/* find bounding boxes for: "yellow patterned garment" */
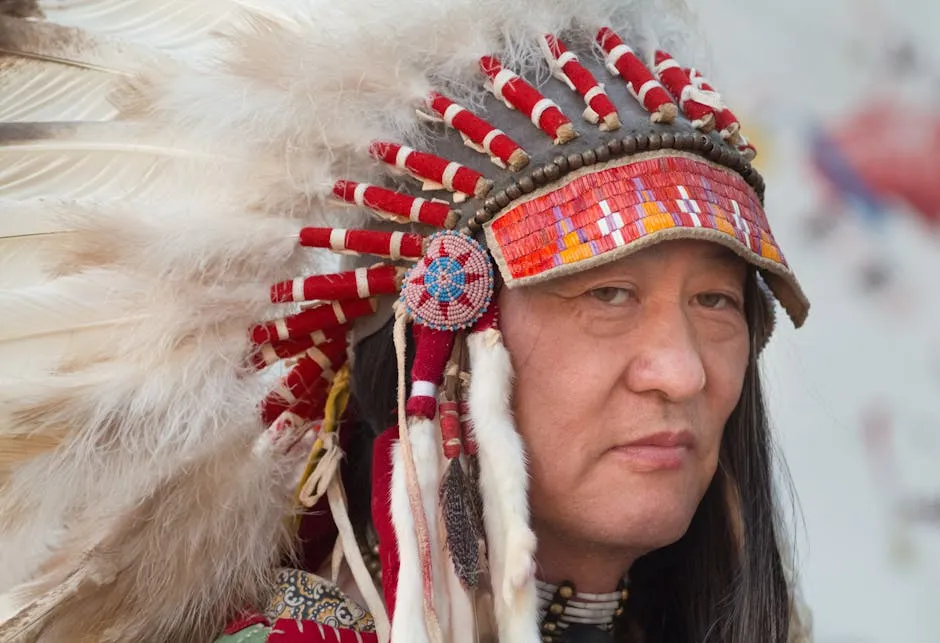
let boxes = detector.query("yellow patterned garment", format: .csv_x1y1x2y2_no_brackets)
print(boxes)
264,568,376,632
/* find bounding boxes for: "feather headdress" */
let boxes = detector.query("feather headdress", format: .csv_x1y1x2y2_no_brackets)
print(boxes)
0,1,809,641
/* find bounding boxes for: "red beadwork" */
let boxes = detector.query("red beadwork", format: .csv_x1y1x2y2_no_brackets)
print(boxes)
479,55,576,144
426,92,529,171
486,156,781,284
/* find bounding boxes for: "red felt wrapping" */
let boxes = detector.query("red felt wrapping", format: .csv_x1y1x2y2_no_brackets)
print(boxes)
270,266,400,304
251,325,349,370
260,341,347,424
267,619,380,642
299,227,425,260
405,396,437,420
371,425,401,619
250,299,375,345
406,326,455,419
544,35,618,124
654,50,715,126
332,180,453,228
439,400,461,460
426,92,525,168
479,55,571,140
596,28,676,116
286,341,347,392
685,68,741,136
410,326,455,383
261,374,330,425
369,142,486,197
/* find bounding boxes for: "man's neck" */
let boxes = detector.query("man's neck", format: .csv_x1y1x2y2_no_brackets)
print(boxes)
533,526,640,593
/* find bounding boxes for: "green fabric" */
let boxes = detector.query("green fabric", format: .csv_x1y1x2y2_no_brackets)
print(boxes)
214,623,270,643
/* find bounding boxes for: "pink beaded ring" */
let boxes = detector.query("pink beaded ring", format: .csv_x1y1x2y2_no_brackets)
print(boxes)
400,231,495,331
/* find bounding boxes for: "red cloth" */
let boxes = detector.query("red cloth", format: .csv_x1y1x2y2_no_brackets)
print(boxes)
371,426,400,619
222,610,269,634
267,619,380,642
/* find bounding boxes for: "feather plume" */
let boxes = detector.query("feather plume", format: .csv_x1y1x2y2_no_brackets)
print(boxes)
0,1,704,640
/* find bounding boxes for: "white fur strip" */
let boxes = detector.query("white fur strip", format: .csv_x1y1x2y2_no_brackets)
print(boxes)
390,426,449,643
390,442,431,643
409,418,450,637
467,330,540,643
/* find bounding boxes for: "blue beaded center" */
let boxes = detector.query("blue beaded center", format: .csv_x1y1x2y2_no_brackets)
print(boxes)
425,256,465,303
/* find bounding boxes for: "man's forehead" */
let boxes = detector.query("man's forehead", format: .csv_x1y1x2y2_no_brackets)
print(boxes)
567,240,747,280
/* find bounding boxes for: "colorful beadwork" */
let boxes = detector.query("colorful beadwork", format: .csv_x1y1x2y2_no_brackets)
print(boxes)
485,155,786,284
401,231,494,331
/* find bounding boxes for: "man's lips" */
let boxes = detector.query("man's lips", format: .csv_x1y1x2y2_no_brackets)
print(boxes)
608,431,695,470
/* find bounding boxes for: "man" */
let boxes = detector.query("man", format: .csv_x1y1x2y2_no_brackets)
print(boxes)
0,0,811,641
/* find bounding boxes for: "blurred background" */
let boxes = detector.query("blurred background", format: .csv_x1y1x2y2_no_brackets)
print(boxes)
695,0,940,640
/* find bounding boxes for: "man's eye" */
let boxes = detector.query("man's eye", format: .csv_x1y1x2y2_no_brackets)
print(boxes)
589,287,634,305
696,292,738,310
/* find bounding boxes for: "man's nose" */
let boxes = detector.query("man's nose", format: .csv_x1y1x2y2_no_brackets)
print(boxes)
623,304,707,402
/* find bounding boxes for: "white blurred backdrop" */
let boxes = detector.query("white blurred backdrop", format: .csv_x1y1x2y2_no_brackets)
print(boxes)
696,1,940,641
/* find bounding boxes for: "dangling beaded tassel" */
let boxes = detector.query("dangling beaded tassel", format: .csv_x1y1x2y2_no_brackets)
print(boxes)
437,339,481,643
438,336,485,590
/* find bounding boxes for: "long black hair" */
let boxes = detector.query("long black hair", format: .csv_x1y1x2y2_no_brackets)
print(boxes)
346,273,799,642
622,273,796,642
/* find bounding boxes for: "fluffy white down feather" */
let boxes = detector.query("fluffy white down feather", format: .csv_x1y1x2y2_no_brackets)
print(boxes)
0,0,700,640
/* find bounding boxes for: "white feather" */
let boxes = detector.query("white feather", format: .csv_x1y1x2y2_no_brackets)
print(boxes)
37,0,292,55
0,200,75,288
0,122,223,201
0,15,165,122
467,329,540,643
0,61,120,123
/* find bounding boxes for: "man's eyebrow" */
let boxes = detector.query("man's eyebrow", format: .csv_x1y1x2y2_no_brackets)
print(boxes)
702,245,748,271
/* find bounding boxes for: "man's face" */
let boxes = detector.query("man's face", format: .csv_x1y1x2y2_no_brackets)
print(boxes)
499,240,751,563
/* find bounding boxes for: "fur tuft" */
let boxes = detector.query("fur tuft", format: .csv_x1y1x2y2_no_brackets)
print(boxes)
467,329,540,643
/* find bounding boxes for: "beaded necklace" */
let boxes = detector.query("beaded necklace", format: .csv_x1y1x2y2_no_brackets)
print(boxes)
536,578,629,642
